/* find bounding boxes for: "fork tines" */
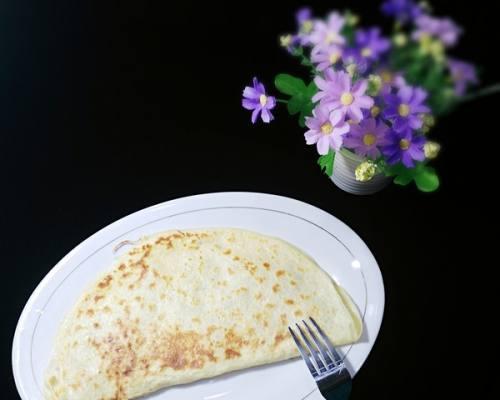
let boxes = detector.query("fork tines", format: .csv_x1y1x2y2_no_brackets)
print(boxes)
288,317,345,380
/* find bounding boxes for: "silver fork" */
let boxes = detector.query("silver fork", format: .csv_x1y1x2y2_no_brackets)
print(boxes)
288,317,352,400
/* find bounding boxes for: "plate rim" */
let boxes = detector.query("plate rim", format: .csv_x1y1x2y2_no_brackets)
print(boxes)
12,191,385,399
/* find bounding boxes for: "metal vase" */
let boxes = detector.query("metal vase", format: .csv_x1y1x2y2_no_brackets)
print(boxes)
331,150,391,195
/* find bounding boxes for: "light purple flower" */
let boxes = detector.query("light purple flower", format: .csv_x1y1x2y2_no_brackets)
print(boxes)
311,45,343,71
343,118,391,159
382,129,426,168
296,7,312,25
295,7,315,45
242,77,276,124
304,104,350,154
448,58,478,96
309,12,346,54
355,28,391,62
313,70,374,121
413,15,462,47
381,0,422,23
383,86,430,132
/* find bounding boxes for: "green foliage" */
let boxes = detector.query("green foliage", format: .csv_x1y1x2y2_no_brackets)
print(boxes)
317,150,335,176
275,74,317,127
384,162,440,192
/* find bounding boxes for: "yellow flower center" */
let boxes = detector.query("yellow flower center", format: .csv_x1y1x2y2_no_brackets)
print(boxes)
329,52,340,64
380,70,393,83
399,139,410,150
259,94,268,107
280,35,292,47
370,106,381,117
340,92,354,106
321,122,333,135
302,20,313,33
398,103,410,117
363,133,376,146
361,47,372,57
325,32,339,44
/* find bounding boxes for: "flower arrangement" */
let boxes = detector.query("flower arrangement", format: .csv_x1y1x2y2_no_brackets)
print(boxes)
242,0,496,193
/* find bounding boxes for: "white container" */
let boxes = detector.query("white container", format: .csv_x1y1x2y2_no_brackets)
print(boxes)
331,150,391,195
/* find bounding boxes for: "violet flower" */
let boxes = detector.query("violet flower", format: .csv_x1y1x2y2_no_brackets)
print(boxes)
304,104,350,154
382,129,426,168
242,77,276,123
383,86,430,132
355,28,391,62
343,118,391,159
413,15,462,47
309,12,346,54
311,45,343,71
381,0,422,23
313,70,374,121
448,58,478,96
296,7,315,45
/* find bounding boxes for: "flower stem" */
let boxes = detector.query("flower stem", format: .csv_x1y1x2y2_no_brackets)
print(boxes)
276,98,288,104
460,83,500,103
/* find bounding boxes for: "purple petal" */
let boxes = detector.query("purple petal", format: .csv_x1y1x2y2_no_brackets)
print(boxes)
261,108,273,123
352,80,368,96
305,130,320,144
355,95,374,109
401,151,415,168
408,116,423,130
339,72,351,92
317,136,330,155
408,145,425,160
334,122,351,136
392,118,408,132
314,76,329,91
329,109,344,126
251,108,261,124
266,96,276,109
348,105,363,122
243,86,260,99
398,86,413,103
242,98,257,110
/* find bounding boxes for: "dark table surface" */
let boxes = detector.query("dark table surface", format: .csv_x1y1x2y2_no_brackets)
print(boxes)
1,0,497,398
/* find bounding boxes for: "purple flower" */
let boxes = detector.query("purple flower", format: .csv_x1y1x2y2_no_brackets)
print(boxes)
355,28,391,62
343,118,391,159
242,77,276,124
309,12,346,54
383,86,430,132
382,129,426,168
448,58,478,96
311,45,343,71
304,105,350,154
313,70,374,121
295,7,315,45
296,7,312,25
413,15,462,47
381,0,422,23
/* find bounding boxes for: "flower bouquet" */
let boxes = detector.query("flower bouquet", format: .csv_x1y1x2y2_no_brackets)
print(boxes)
242,0,496,194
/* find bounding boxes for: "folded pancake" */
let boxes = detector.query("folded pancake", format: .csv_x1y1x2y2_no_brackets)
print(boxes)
44,228,362,400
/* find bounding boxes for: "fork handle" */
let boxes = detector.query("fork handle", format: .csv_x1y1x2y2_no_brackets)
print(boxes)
320,379,352,400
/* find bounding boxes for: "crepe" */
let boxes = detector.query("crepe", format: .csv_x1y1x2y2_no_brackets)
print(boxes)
44,228,362,400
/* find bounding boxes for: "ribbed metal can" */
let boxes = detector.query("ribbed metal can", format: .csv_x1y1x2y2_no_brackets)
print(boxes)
331,150,391,195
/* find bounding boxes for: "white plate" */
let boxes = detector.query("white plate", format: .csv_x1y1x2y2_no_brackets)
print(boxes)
12,192,384,400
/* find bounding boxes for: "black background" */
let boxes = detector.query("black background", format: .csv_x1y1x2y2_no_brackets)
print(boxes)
1,0,497,398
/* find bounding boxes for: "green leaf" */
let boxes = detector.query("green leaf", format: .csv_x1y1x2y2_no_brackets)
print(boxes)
394,172,414,186
274,74,306,96
414,166,440,192
287,95,303,115
299,101,314,127
317,150,335,176
306,81,317,97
